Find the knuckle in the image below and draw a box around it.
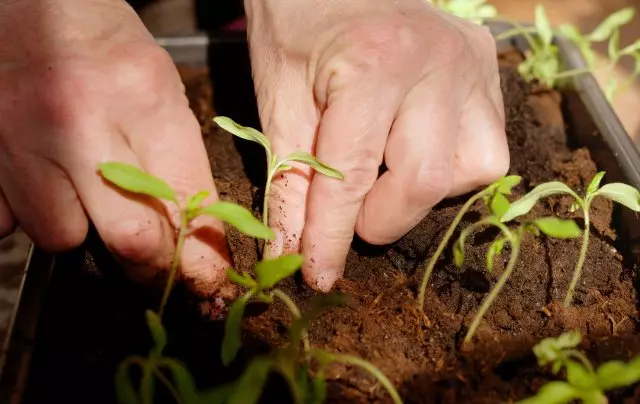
[103,219,165,265]
[410,163,453,206]
[338,150,381,202]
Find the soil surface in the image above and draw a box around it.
[18,50,640,404]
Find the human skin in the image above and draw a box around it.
[0,0,508,298]
[245,0,509,291]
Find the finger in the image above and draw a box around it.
[0,156,88,251]
[0,186,16,238]
[127,102,237,300]
[451,89,509,196]
[301,82,402,292]
[354,77,461,245]
[67,126,175,285]
[260,81,318,258]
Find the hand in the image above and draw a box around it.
[245,0,509,291]
[0,0,236,300]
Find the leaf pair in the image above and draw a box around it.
[221,254,305,366]
[98,162,274,240]
[213,117,344,181]
[502,171,640,222]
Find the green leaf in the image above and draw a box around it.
[254,254,304,290]
[310,368,328,404]
[535,5,554,46]
[588,7,635,42]
[115,359,140,404]
[605,78,619,103]
[496,175,522,194]
[501,182,581,222]
[146,310,167,355]
[199,201,275,240]
[533,329,582,366]
[228,357,274,404]
[620,39,640,56]
[516,381,582,404]
[559,24,584,44]
[453,242,465,267]
[282,151,344,180]
[227,268,257,289]
[186,191,210,214]
[586,171,606,195]
[566,359,597,389]
[213,116,271,153]
[98,162,176,202]
[596,356,640,391]
[486,237,507,272]
[221,292,253,366]
[490,192,511,219]
[160,358,198,404]
[608,30,620,62]
[534,217,582,239]
[592,183,640,211]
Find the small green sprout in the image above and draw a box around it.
[501,171,640,307]
[518,330,640,404]
[425,0,497,25]
[454,206,580,343]
[98,162,275,316]
[496,5,638,101]
[213,117,344,231]
[219,292,403,404]
[417,175,522,309]
[116,310,215,404]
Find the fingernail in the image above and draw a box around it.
[314,270,341,293]
[267,229,284,257]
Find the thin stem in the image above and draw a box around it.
[550,68,591,80]
[159,210,189,317]
[151,368,184,404]
[465,233,521,343]
[318,350,402,404]
[495,26,539,41]
[273,289,310,353]
[141,362,154,404]
[566,350,595,373]
[418,188,492,309]
[564,208,590,307]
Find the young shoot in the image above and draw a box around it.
[496,5,638,98]
[417,175,522,309]
[518,330,640,404]
[455,207,580,343]
[116,310,216,404]
[425,0,497,25]
[501,171,640,307]
[213,117,344,230]
[98,162,275,317]
[218,292,403,404]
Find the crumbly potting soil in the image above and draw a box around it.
[19,51,640,404]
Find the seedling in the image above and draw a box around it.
[425,0,497,25]
[518,330,640,404]
[501,171,640,307]
[98,162,274,316]
[219,286,403,404]
[98,162,274,404]
[495,5,638,101]
[213,117,344,231]
[115,310,217,404]
[417,175,522,309]
[453,195,580,342]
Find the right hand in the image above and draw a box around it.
[0,0,237,303]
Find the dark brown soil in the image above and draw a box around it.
[17,50,640,404]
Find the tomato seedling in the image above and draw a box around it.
[518,330,640,404]
[501,171,640,307]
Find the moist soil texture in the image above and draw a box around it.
[18,50,640,404]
